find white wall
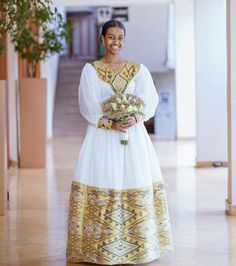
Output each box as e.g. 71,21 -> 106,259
41,6 -> 66,139
121,4 -> 170,72
175,0 -> 196,138
7,40 -> 19,163
154,70 -> 176,139
231,0 -> 236,206
195,0 -> 227,162
41,54 -> 59,139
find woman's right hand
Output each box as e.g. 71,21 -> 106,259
111,121 -> 128,132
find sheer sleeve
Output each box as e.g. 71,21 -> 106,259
134,64 -> 159,122
79,63 -> 113,129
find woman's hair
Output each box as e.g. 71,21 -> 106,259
101,19 -> 126,38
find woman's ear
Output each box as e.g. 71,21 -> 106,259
101,36 -> 105,47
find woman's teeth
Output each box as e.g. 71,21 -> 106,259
111,45 -> 120,49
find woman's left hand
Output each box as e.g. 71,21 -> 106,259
122,116 -> 136,129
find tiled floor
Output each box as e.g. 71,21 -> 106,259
0,137 -> 235,266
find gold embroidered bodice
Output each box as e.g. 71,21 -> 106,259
90,60 -> 140,94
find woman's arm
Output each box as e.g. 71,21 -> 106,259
134,64 -> 159,122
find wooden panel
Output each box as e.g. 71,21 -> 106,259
0,42 -> 7,80
19,78 -> 46,168
0,81 -> 8,215
0,39 -> 9,169
18,58 -> 40,79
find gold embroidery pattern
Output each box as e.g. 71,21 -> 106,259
97,116 -> 113,130
91,61 -> 140,94
66,181 -> 173,265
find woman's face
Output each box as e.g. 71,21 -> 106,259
102,27 -> 125,55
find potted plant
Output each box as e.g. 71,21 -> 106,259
4,0 -> 70,167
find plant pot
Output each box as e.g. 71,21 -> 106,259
0,80 -> 8,215
19,78 -> 47,168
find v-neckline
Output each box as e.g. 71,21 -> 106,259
90,60 -> 140,95
96,60 -> 129,75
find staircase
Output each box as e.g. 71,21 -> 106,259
53,57 -> 89,137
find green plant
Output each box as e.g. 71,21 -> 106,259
0,0 -> 70,77
0,1 -> 15,54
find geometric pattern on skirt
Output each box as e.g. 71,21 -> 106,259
66,181 -> 173,265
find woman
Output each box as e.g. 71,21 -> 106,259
66,20 -> 173,265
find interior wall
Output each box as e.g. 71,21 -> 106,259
41,6 -> 66,139
7,39 -> 18,163
121,4 -> 170,72
195,0 -> 227,163
175,0 -> 196,138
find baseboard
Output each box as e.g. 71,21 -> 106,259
195,161 -> 228,168
225,199 -> 236,216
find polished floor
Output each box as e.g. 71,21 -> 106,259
0,136 -> 235,266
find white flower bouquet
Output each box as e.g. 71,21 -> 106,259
101,94 -> 145,145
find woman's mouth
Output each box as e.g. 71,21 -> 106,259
111,45 -> 120,50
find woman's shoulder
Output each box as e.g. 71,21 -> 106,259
137,63 -> 151,76
125,61 -> 150,73
80,62 -> 97,75
125,60 -> 140,72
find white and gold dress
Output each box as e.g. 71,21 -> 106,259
66,60 -> 173,265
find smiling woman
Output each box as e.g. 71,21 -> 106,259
100,20 -> 126,73
66,19 -> 173,265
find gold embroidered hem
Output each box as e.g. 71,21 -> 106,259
90,60 -> 140,94
66,181 -> 173,265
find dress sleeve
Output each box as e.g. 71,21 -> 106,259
79,63 -> 113,129
134,64 -> 159,122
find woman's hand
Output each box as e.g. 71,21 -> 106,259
124,116 -> 136,128
111,116 -> 136,132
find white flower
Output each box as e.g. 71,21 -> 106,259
122,95 -> 127,102
111,103 -> 117,110
116,97 -> 122,104
127,105 -> 133,112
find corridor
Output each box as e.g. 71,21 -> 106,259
0,138 -> 235,266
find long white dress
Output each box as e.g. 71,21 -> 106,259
66,60 -> 173,265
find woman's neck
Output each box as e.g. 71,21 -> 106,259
103,53 -> 122,63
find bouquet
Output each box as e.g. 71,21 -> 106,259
101,94 -> 145,145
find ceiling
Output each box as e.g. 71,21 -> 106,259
53,0 -> 173,7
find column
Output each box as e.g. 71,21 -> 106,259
0,81 -> 7,215
195,0 -> 227,166
175,0 -> 196,138
226,0 -> 236,216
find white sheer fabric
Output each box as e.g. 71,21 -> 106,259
74,63 -> 163,189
